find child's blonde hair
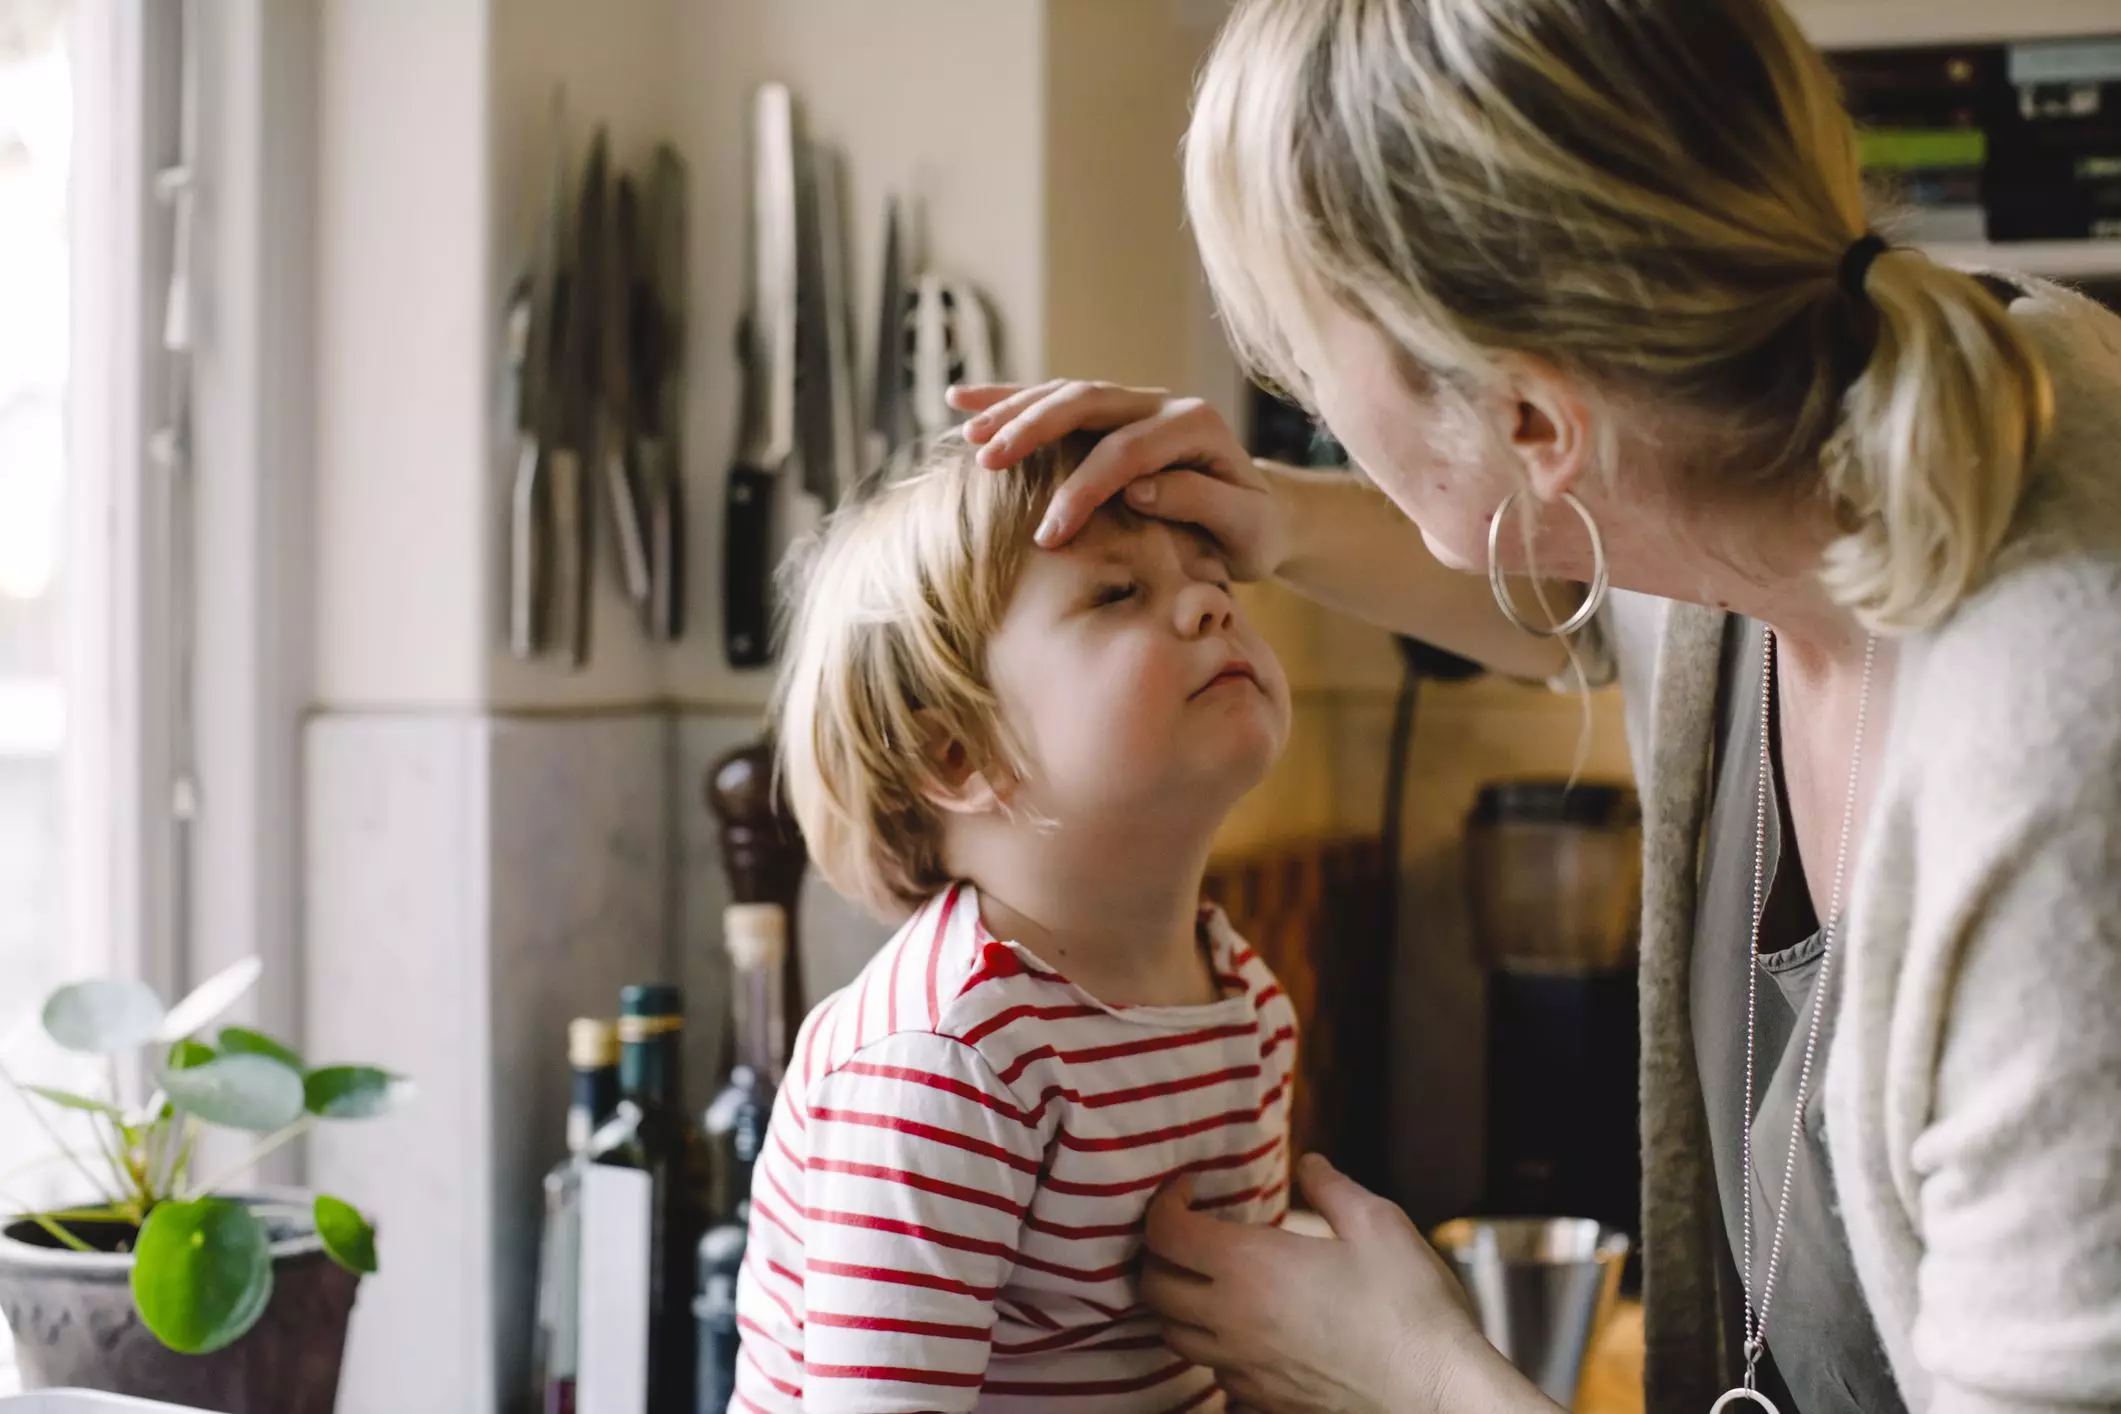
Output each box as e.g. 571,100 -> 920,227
1185,0 -> 2052,633
772,432 -> 1095,918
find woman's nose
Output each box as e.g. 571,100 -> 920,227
1175,580 -> 1236,637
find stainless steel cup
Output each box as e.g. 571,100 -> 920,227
1431,1216 -> 1631,1408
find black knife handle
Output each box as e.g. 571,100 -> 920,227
724,464 -> 775,668
664,459 -> 687,641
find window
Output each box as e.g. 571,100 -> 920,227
0,0 -> 310,1224
0,0 -> 306,1379
0,0 -> 102,1218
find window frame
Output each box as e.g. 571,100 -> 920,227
61,0 -> 313,1119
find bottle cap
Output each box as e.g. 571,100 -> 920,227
567,1017 -> 619,1070
724,902 -> 787,973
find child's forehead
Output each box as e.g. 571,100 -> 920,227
1054,502 -> 1218,560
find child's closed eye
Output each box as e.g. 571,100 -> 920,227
1091,581 -> 1138,608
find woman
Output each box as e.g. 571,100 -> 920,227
948,1 -> 2121,1411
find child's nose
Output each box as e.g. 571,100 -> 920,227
1175,580 -> 1235,637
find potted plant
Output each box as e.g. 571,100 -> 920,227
0,959 -> 405,1414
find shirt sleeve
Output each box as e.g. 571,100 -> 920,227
792,1029 -> 1046,1413
1901,703 -> 2121,1411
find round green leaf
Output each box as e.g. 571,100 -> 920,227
42,980 -> 167,1054
303,1065 -> 408,1120
131,1197 -> 273,1355
159,1053 -> 306,1133
23,1085 -> 123,1118
216,1026 -> 304,1072
313,1194 -> 377,1276
154,957 -> 262,1044
166,1038 -> 216,1071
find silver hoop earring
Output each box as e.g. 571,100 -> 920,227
1486,489 -> 1610,639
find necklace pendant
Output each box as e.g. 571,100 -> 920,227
1710,1390 -> 1782,1414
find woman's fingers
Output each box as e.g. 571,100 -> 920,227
1119,468 -> 1258,557
1037,400 -> 1246,546
1143,1175 -> 1231,1277
1158,1317 -> 1225,1369
943,382 -> 1020,415
969,381 -> 1174,469
1295,1152 -> 1388,1240
960,381 -> 1076,444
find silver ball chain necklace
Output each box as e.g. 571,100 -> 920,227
1711,627 -> 1879,1414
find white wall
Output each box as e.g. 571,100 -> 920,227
666,0 -> 1050,707
313,0 -> 489,709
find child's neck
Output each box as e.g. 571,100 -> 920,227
958,814 -> 1221,1009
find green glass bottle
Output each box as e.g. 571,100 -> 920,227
577,984 -> 711,1414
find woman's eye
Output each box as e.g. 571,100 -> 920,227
1092,582 -> 1137,608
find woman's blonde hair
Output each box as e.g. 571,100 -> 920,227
772,432 -> 1092,918
1186,0 -> 2053,631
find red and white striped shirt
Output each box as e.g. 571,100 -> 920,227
734,882 -> 1297,1412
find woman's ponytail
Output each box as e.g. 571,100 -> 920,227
1819,252 -> 2054,632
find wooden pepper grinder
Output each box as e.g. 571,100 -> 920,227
704,737 -> 808,1057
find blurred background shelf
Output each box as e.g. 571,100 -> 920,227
1921,238 -> 2121,279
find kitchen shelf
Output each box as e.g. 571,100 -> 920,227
1920,239 -> 2121,281
1792,0 -> 2120,50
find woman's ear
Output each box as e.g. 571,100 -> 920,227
915,714 -> 1008,817
1497,353 -> 1595,503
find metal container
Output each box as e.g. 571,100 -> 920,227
1432,1216 -> 1631,1409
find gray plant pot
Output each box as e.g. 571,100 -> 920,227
0,1193 -> 360,1414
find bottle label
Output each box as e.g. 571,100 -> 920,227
578,1165 -> 653,1414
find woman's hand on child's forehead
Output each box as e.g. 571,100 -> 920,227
1050,504 -> 1233,579
949,381 -> 1285,579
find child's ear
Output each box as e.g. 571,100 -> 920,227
915,715 -> 1009,816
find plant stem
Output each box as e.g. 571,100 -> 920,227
140,1117 -> 163,1203
0,1183 -> 98,1254
22,1212 -> 93,1254
87,1115 -> 141,1219
184,1114 -> 314,1201
0,1062 -> 124,1208
162,1115 -> 198,1196
30,1205 -> 129,1223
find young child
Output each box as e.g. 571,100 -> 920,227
733,432 -> 1299,1412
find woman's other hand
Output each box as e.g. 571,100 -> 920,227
947,380 -> 1291,576
1143,1153 -> 1542,1414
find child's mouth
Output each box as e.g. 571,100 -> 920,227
1194,662 -> 1260,698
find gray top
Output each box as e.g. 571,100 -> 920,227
1689,616 -> 1908,1414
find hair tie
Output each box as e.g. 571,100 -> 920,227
1838,233 -> 1890,301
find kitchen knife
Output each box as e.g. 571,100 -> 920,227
866,196 -> 909,474
603,176 -> 653,606
724,84 -> 799,670
506,90 -> 568,660
552,126 -> 610,670
641,145 -> 688,643
795,137 -> 857,513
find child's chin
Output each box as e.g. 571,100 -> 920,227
1186,732 -> 1283,796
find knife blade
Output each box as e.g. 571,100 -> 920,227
641,145 -> 688,642
603,175 -> 653,606
795,135 -> 858,513
506,89 -> 567,660
867,196 -> 909,472
815,146 -> 859,502
725,83 -> 799,670
552,126 -> 610,670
